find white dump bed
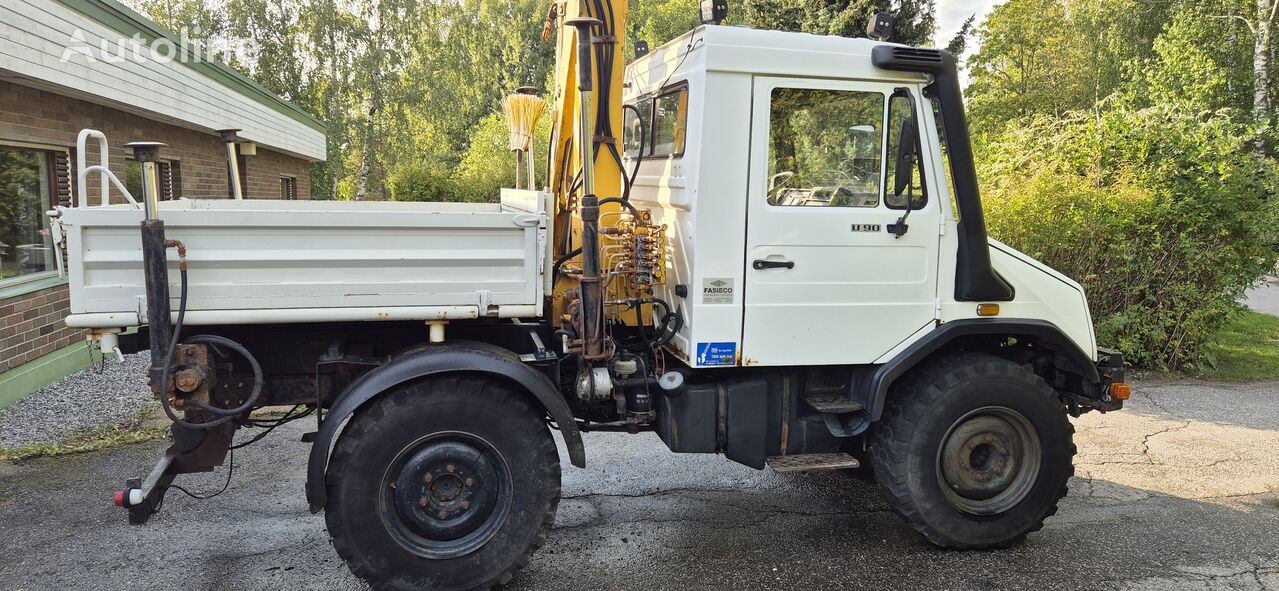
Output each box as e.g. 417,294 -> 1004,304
53,190 -> 552,330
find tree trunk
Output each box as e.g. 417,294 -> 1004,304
1255,0 -> 1275,155
1255,0 -> 1271,122
355,107 -> 372,201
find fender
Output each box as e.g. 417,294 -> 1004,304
864,318 -> 1100,421
304,342 -> 584,511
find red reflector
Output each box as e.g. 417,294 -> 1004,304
114,490 -> 126,507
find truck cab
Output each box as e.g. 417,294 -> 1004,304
624,25 -> 1109,397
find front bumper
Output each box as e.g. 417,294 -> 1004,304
1090,348 -> 1126,412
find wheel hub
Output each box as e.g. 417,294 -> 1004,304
937,406 -> 1041,515
382,432 -> 512,559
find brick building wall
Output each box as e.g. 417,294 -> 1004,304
0,284 -> 80,375
0,82 -> 313,202
1,79 -> 319,394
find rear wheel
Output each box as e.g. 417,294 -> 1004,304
326,376 -> 560,591
869,353 -> 1075,548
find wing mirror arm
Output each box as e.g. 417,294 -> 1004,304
888,116 -> 917,238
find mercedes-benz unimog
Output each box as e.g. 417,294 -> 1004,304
51,5 -> 1128,590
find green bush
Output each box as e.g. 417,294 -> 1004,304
978,105 -> 1279,370
387,161 -> 467,203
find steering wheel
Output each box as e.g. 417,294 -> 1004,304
768,171 -> 796,192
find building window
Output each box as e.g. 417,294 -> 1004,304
0,143 -> 64,286
125,158 -> 180,201
280,176 -> 297,200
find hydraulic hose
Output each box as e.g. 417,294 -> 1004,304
597,197 -> 641,217
157,268 -> 233,429
156,265 -> 264,429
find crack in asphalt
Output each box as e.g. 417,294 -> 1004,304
1076,419 -> 1194,467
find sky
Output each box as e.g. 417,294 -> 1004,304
934,0 -> 1001,84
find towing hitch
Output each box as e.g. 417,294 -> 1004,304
112,141 -> 239,524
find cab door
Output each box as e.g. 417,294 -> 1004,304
741,77 -> 940,366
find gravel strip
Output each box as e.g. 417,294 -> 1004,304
0,351 -> 153,449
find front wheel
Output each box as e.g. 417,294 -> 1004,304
325,376 -> 561,591
869,353 -> 1075,549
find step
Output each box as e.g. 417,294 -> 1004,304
766,453 -> 861,473
803,395 -> 864,414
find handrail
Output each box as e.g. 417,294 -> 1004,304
76,129 -> 139,208
82,165 -> 139,205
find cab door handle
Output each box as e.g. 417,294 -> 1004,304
753,259 -> 795,270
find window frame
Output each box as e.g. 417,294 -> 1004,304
623,81 -> 690,160
0,140 -> 68,291
883,88 -> 930,211
280,175 -> 298,200
124,156 -> 180,201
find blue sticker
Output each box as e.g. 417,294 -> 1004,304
696,342 -> 737,367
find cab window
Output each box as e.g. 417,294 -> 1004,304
766,88 -> 883,207
885,92 -> 928,210
650,87 -> 687,158
623,100 -> 651,158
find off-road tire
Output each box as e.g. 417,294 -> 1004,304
325,375 -> 561,591
869,353 -> 1075,549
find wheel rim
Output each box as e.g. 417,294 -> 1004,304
936,406 -> 1041,515
379,431 -> 512,559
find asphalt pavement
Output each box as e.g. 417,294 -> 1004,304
1,378 -> 1277,591
1246,276 -> 1279,317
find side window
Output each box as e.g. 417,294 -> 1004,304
650,87 -> 688,158
885,92 -> 927,210
623,100 -> 651,158
766,88 -> 883,207
0,144 -> 58,283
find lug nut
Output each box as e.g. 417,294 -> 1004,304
438,510 -> 448,520
424,473 -> 432,483
447,464 -> 456,473
461,499 -> 470,510
465,478 -> 474,487
419,496 -> 429,507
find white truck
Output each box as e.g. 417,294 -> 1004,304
55,14 -> 1127,591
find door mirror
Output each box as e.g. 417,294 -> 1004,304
893,116 -> 916,197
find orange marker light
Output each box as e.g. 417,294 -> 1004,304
976,303 -> 1000,317
1109,383 -> 1131,400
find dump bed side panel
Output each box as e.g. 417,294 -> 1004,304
57,198 -> 546,328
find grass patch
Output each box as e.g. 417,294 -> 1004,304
1188,311 -> 1279,381
0,404 -> 166,461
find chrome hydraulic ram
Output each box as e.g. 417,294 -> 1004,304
566,16 -> 607,360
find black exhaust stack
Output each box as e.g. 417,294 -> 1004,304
124,141 -> 176,388
871,46 -> 1013,302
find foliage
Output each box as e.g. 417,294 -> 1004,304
0,405 -> 165,461
979,106 -> 1279,369
388,161 -> 466,203
964,0 -> 1089,132
629,0 -> 701,52
736,0 -> 935,45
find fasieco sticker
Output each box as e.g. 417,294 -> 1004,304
696,342 -> 737,366
702,278 -> 734,304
